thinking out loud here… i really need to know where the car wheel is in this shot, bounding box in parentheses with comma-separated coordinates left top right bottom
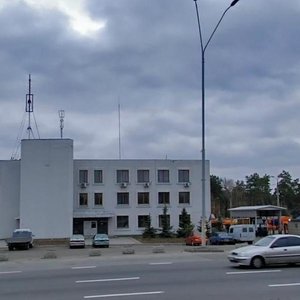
(251, 256, 264, 269)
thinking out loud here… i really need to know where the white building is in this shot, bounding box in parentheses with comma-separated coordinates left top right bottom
(0, 139, 210, 239)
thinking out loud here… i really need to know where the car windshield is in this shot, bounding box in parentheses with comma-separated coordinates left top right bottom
(217, 232, 229, 237)
(95, 234, 108, 239)
(254, 236, 276, 246)
(13, 231, 31, 238)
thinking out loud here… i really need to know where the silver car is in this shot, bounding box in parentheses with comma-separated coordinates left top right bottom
(92, 234, 109, 248)
(228, 234, 300, 268)
(69, 234, 85, 248)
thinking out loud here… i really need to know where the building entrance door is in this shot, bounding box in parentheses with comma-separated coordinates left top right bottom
(98, 219, 108, 234)
(84, 221, 97, 236)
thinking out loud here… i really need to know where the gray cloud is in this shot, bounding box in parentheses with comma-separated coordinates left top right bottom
(0, 0, 299, 182)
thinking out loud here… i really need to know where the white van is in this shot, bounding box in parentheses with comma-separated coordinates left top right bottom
(228, 224, 256, 244)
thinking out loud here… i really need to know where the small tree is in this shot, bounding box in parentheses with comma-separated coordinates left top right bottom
(142, 214, 156, 238)
(159, 205, 173, 238)
(177, 208, 194, 237)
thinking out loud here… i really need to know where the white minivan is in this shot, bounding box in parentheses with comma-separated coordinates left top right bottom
(228, 224, 256, 244)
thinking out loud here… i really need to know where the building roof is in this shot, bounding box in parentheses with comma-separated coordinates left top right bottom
(228, 205, 286, 212)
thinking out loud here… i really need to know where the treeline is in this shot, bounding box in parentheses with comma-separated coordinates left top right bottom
(211, 170, 300, 218)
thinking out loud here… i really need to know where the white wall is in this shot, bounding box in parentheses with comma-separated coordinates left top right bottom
(73, 159, 210, 236)
(20, 139, 74, 239)
(0, 160, 20, 239)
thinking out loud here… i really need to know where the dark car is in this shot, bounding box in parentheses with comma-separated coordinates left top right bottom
(209, 231, 235, 245)
(6, 229, 34, 251)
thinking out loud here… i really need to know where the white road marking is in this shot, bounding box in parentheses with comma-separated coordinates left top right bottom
(269, 283, 300, 287)
(0, 271, 22, 275)
(72, 266, 97, 270)
(84, 291, 164, 298)
(226, 270, 281, 275)
(76, 277, 140, 284)
(149, 262, 173, 265)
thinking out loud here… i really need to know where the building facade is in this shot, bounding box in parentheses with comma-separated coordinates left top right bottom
(0, 139, 211, 239)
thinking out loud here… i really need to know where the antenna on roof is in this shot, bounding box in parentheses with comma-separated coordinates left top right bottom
(25, 74, 34, 139)
(58, 110, 65, 138)
(118, 101, 121, 159)
(11, 74, 40, 159)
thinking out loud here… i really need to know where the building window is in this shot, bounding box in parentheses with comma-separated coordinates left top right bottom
(158, 192, 170, 205)
(138, 192, 149, 205)
(158, 170, 169, 183)
(117, 192, 129, 205)
(137, 169, 150, 183)
(94, 193, 103, 206)
(179, 192, 190, 204)
(117, 170, 129, 183)
(159, 214, 170, 228)
(178, 169, 189, 183)
(138, 215, 149, 228)
(79, 193, 88, 206)
(94, 170, 103, 184)
(117, 216, 129, 228)
(79, 170, 88, 183)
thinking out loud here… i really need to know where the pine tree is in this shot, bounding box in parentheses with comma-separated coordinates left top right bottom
(177, 208, 194, 237)
(142, 214, 156, 238)
(159, 205, 173, 238)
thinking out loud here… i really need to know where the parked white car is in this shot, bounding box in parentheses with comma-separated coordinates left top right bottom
(228, 234, 300, 268)
(69, 234, 85, 248)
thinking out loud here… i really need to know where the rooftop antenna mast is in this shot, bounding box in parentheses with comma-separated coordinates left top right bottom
(58, 110, 65, 138)
(118, 100, 122, 159)
(25, 74, 34, 139)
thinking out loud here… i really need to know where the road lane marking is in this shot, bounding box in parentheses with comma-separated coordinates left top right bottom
(72, 266, 97, 270)
(76, 277, 140, 284)
(269, 283, 300, 287)
(226, 270, 281, 275)
(84, 291, 164, 298)
(149, 262, 173, 265)
(0, 271, 22, 275)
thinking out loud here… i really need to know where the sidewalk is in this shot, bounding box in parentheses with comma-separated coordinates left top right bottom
(0, 239, 6, 249)
(0, 236, 141, 248)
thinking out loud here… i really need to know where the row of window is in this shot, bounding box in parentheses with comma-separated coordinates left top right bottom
(117, 214, 190, 229)
(79, 191, 191, 207)
(79, 169, 190, 184)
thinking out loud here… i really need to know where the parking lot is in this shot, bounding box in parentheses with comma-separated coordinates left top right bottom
(0, 236, 240, 263)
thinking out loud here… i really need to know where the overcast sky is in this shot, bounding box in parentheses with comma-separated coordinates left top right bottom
(0, 0, 299, 183)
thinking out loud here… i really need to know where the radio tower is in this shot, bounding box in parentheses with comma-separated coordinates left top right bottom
(25, 74, 34, 139)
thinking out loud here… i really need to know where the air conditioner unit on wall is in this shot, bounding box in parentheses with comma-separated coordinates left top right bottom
(184, 182, 190, 188)
(120, 182, 127, 188)
(80, 182, 87, 188)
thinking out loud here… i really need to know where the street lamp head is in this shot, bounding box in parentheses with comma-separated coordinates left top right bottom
(230, 0, 240, 7)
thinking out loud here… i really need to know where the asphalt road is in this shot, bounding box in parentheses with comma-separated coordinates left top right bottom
(1, 248, 300, 300)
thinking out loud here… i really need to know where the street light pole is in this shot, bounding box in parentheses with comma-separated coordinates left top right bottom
(193, 0, 240, 245)
(270, 175, 282, 232)
(276, 176, 282, 233)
